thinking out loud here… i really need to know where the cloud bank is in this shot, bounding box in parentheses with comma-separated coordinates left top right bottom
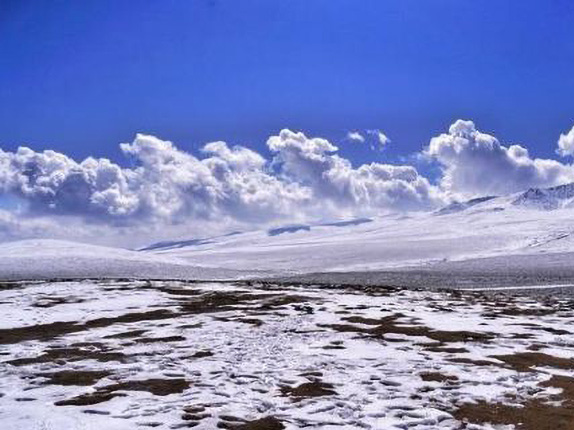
(1, 120, 573, 244)
(0, 129, 440, 243)
(424, 120, 574, 197)
(268, 129, 439, 213)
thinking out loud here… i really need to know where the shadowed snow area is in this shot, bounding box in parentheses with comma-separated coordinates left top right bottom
(1, 280, 574, 429)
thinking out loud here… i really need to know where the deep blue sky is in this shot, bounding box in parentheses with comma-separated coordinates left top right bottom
(1, 0, 573, 167)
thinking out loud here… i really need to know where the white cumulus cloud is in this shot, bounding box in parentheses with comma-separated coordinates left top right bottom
(557, 124, 574, 157)
(268, 129, 441, 212)
(424, 119, 574, 197)
(347, 131, 365, 143)
(367, 130, 391, 147)
(0, 130, 441, 239)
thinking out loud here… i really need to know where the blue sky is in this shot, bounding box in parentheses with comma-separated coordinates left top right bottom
(1, 1, 574, 244)
(1, 0, 573, 165)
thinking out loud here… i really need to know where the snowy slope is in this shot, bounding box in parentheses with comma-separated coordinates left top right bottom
(5, 183, 574, 282)
(144, 184, 574, 274)
(0, 239, 250, 280)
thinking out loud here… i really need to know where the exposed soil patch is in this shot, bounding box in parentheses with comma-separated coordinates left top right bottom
(32, 296, 86, 308)
(280, 381, 337, 399)
(55, 391, 127, 406)
(104, 378, 190, 396)
(500, 307, 557, 316)
(39, 370, 112, 386)
(541, 375, 574, 403)
(324, 313, 494, 344)
(135, 335, 186, 344)
(0, 309, 176, 345)
(181, 404, 210, 422)
(529, 326, 571, 335)
(491, 352, 574, 372)
(187, 350, 213, 358)
(0, 281, 24, 291)
(424, 346, 470, 353)
(448, 357, 501, 366)
(104, 329, 148, 339)
(300, 371, 323, 379)
(453, 400, 574, 430)
(7, 345, 127, 366)
(218, 416, 285, 430)
(157, 287, 204, 297)
(322, 342, 346, 350)
(55, 378, 190, 406)
(419, 372, 459, 383)
(257, 295, 315, 311)
(178, 291, 280, 314)
(454, 374, 574, 429)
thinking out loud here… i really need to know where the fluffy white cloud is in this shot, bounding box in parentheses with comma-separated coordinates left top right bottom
(347, 131, 365, 143)
(0, 130, 439, 238)
(0, 147, 135, 217)
(368, 130, 391, 147)
(425, 120, 574, 197)
(557, 124, 574, 157)
(347, 129, 390, 149)
(4, 121, 574, 244)
(0, 135, 311, 224)
(268, 129, 441, 212)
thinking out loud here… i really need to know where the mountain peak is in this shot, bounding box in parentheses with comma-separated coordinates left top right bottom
(512, 182, 574, 210)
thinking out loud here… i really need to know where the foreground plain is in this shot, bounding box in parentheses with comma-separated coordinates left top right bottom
(1, 280, 574, 429)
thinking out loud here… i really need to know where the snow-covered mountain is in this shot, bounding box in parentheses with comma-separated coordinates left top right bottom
(142, 183, 574, 274)
(512, 183, 574, 210)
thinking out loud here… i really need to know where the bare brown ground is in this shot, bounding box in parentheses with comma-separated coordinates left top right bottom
(454, 375, 574, 429)
(7, 345, 128, 366)
(217, 416, 285, 430)
(419, 372, 459, 383)
(322, 313, 494, 344)
(491, 352, 574, 372)
(39, 370, 112, 386)
(55, 378, 190, 406)
(280, 380, 337, 399)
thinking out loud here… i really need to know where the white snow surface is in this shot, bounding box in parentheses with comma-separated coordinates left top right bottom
(144, 189, 574, 274)
(1, 280, 573, 429)
(0, 239, 250, 280)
